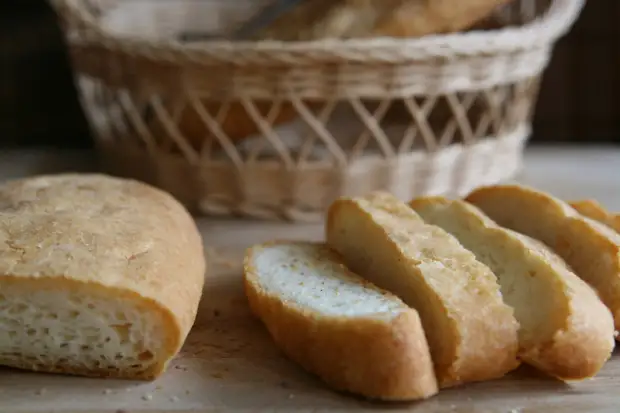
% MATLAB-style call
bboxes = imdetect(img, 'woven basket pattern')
[51,0,584,221]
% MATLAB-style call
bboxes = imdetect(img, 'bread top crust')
[0,174,205,341]
[327,192,519,386]
[570,200,620,234]
[410,197,615,363]
[411,196,580,276]
[466,184,620,324]
[467,185,620,245]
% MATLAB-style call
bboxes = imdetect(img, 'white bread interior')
[467,185,620,332]
[0,174,205,379]
[244,242,438,401]
[410,196,615,380]
[326,192,519,388]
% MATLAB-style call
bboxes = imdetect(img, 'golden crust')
[410,196,614,380]
[0,174,206,379]
[569,200,620,234]
[257,0,510,41]
[243,241,438,401]
[527,291,614,380]
[467,185,620,332]
[326,192,520,388]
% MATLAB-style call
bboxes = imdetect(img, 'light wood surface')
[0,146,619,413]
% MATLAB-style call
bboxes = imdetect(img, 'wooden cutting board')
[1,147,620,412]
[1,219,619,413]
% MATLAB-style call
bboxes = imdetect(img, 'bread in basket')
[51,0,584,220]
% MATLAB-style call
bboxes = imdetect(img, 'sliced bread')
[569,200,620,234]
[467,185,620,332]
[410,196,614,380]
[326,192,520,388]
[243,241,438,401]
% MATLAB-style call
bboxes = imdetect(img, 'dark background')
[1,0,619,149]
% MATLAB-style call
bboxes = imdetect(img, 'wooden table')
[0,146,619,413]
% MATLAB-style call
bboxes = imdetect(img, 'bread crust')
[569,200,620,234]
[244,241,438,401]
[410,196,615,380]
[467,185,620,333]
[0,174,206,379]
[257,0,510,41]
[326,192,520,388]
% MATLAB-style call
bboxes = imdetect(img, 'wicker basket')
[51,0,584,221]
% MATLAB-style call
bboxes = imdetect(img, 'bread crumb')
[288,394,295,399]
[36,388,47,396]
[142,393,153,401]
[103,389,113,395]
[170,396,180,402]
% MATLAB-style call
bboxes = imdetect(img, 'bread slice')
[326,192,519,388]
[467,185,620,332]
[569,200,620,234]
[0,174,205,379]
[410,196,614,380]
[243,241,438,401]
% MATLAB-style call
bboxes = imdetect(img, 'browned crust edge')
[243,241,438,401]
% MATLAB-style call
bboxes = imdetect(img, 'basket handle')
[50,0,108,36]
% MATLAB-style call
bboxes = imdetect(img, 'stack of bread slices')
[244,185,620,401]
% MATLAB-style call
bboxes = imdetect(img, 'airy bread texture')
[326,192,519,388]
[569,200,620,234]
[0,174,205,379]
[243,242,438,401]
[467,185,620,332]
[410,197,615,380]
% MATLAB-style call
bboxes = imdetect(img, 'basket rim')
[53,0,584,65]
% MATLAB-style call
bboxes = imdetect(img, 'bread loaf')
[569,200,620,234]
[244,241,438,400]
[410,196,615,380]
[0,174,205,379]
[467,185,620,333]
[257,0,511,41]
[326,192,520,388]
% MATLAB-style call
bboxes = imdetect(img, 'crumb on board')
[103,388,113,395]
[142,393,153,401]
[170,395,180,403]
[35,388,47,396]
[174,364,189,372]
